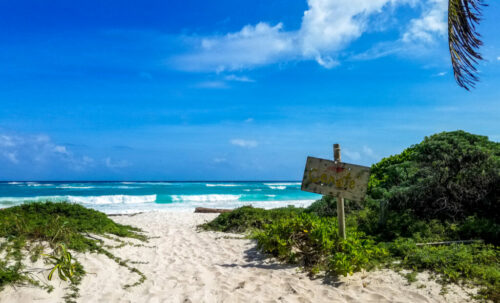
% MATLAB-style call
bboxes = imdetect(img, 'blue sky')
[0,0,499,181]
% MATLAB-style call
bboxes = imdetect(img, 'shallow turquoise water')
[0,181,321,213]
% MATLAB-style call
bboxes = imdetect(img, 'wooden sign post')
[333,144,346,239]
[301,144,371,239]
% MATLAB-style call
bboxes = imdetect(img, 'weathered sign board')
[301,156,371,201]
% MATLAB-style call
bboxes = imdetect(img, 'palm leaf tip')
[448,0,486,90]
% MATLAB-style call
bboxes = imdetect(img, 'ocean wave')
[0,195,156,205]
[115,186,140,189]
[7,182,23,185]
[26,183,54,187]
[170,194,241,202]
[205,184,240,187]
[67,195,156,204]
[58,186,96,189]
[264,182,300,186]
[268,185,287,190]
[56,185,139,190]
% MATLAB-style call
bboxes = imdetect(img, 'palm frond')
[448,0,486,90]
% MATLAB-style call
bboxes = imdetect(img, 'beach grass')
[0,202,148,302]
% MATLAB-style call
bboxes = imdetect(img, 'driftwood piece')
[108,212,144,217]
[194,207,232,214]
[416,240,482,246]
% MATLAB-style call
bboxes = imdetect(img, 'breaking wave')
[170,194,241,202]
[268,185,287,190]
[0,195,157,205]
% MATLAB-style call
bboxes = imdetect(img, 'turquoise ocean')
[0,181,321,214]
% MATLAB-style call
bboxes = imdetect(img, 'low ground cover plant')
[0,202,148,302]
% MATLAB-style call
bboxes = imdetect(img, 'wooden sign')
[301,156,370,201]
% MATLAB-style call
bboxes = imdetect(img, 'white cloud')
[53,145,69,155]
[172,0,446,72]
[195,81,229,89]
[343,146,377,162]
[225,74,255,82]
[175,23,295,72]
[353,0,447,61]
[497,56,500,61]
[402,0,447,43]
[213,157,227,163]
[362,146,375,157]
[230,139,258,148]
[0,135,17,147]
[343,149,361,161]
[0,132,94,171]
[105,157,131,169]
[437,71,446,76]
[3,151,19,164]
[299,0,402,67]
[244,118,254,123]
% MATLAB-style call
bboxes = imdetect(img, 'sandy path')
[0,212,476,303]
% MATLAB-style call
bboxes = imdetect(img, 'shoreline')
[0,211,478,303]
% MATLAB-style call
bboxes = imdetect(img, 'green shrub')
[388,239,499,301]
[0,202,146,251]
[328,231,388,276]
[458,216,500,245]
[253,213,387,275]
[305,195,363,218]
[369,131,499,223]
[199,205,302,233]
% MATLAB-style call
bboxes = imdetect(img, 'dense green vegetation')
[202,131,499,301]
[0,202,148,302]
[200,205,304,233]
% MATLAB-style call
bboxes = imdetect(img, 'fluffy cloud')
[175,23,295,72]
[230,139,258,148]
[172,0,447,72]
[105,157,131,169]
[402,0,447,43]
[343,145,377,162]
[0,133,94,171]
[224,74,255,82]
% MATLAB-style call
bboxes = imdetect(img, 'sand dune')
[0,212,477,303]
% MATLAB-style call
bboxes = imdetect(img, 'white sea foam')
[268,186,286,190]
[0,195,156,205]
[264,183,300,186]
[205,184,240,187]
[7,182,23,185]
[58,186,96,189]
[170,194,241,202]
[115,186,140,189]
[67,195,157,204]
[26,183,54,187]
[266,195,277,198]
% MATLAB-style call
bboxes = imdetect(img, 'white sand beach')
[0,212,477,303]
